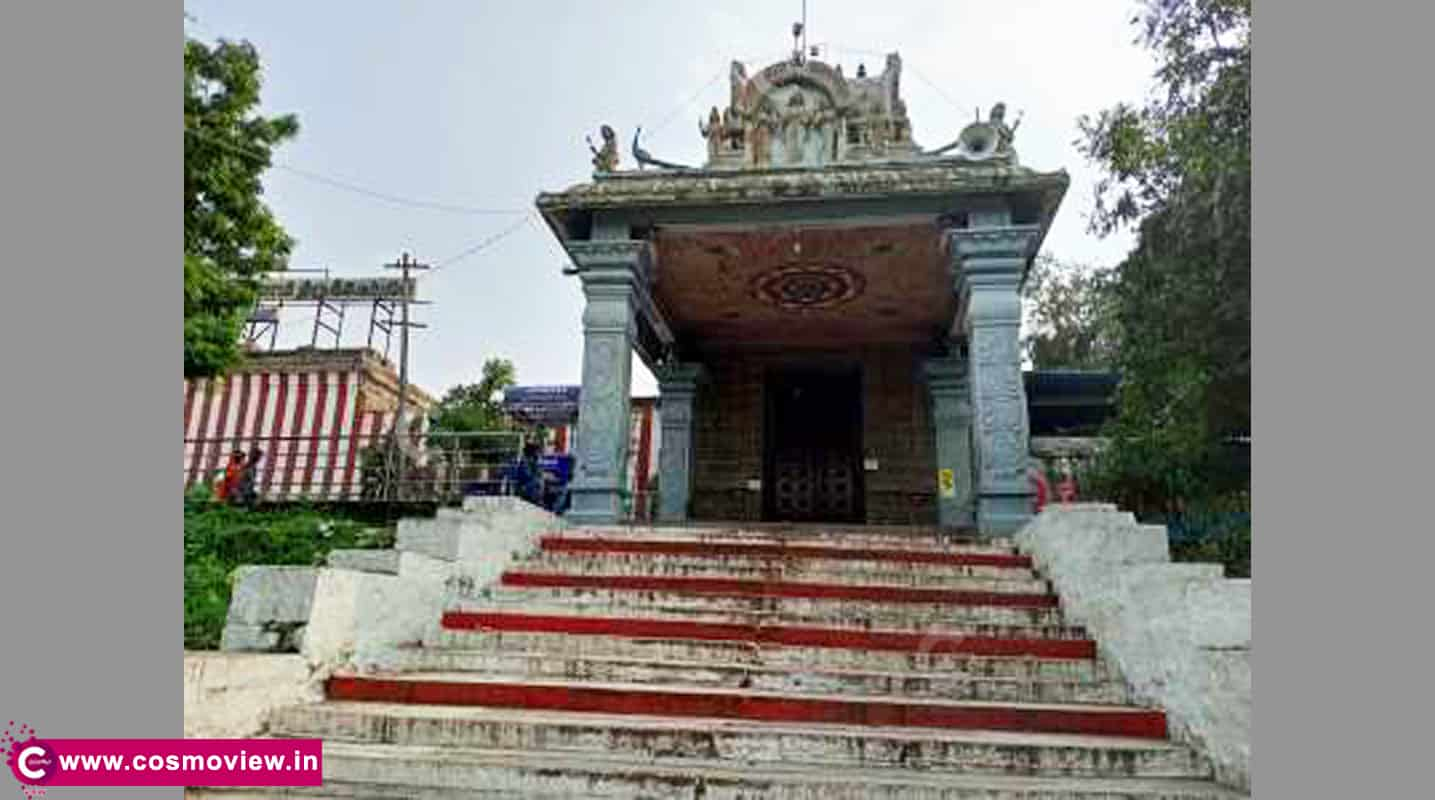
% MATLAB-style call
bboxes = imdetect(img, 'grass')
[183,488,394,650]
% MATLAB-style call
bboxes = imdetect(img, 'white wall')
[1016,503,1252,792]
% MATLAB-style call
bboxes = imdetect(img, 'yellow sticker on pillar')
[938,468,956,498]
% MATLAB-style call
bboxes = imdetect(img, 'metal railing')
[183,430,526,505]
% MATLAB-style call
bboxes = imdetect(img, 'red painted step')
[539,536,1033,568]
[326,675,1166,739]
[501,571,1058,608]
[442,611,1097,659]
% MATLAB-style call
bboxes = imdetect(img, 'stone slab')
[188,740,1248,799]
[326,549,401,575]
[396,497,557,565]
[379,650,1130,705]
[301,567,443,673]
[269,702,1208,779]
[391,633,1113,681]
[182,651,322,738]
[225,566,319,626]
[221,566,319,653]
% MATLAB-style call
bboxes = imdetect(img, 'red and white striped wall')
[183,365,424,502]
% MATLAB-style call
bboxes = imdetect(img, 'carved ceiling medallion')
[750,264,865,311]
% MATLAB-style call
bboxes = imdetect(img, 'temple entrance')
[762,364,865,523]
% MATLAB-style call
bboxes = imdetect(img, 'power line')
[639,48,792,138]
[433,212,538,271]
[646,68,727,136]
[184,125,529,216]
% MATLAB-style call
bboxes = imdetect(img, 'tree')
[1021,255,1120,371]
[429,358,519,434]
[1076,0,1251,513]
[425,359,521,493]
[184,37,299,377]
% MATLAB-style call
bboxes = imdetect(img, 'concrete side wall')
[220,566,319,653]
[690,346,937,524]
[183,652,322,738]
[1016,504,1252,792]
[301,497,559,672]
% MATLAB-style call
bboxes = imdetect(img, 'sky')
[184,0,1157,398]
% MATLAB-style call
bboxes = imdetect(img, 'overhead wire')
[432,212,540,272]
[184,125,529,216]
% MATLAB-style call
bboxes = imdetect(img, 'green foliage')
[1079,0,1250,238]
[1076,0,1250,517]
[184,36,299,377]
[1171,523,1251,578]
[183,491,390,650]
[184,253,255,376]
[1021,255,1120,370]
[429,358,518,433]
[1066,0,1251,574]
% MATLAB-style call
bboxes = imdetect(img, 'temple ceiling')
[651,222,953,347]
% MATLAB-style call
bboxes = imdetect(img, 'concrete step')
[267,703,1205,779]
[438,612,1097,659]
[464,586,1071,628]
[190,741,1244,798]
[436,603,1088,643]
[538,534,1035,569]
[323,674,1161,738]
[498,571,1057,608]
[508,554,1050,593]
[411,631,1106,678]
[554,525,1016,552]
[559,519,1010,540]
[365,651,1132,704]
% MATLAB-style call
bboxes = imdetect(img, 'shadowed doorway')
[762,364,865,523]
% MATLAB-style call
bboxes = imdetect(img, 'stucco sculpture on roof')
[587,51,1026,175]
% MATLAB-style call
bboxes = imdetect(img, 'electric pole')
[383,252,430,500]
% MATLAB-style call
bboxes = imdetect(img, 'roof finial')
[791,0,809,64]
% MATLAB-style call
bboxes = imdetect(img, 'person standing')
[235,448,264,507]
[214,450,245,502]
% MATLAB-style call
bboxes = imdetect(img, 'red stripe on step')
[540,536,1033,568]
[325,676,1162,738]
[500,571,1057,608]
[442,611,1094,659]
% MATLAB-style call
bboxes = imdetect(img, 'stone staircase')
[219,525,1247,798]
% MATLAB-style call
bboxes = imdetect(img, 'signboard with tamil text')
[257,275,415,302]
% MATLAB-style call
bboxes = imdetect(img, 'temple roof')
[571,51,1040,176]
[540,50,1066,245]
[536,159,1069,250]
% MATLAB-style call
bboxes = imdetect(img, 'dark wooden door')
[764,366,863,523]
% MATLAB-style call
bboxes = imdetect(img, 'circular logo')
[10,739,58,785]
[750,264,865,311]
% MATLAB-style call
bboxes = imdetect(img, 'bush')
[1073,459,1251,578]
[1171,522,1251,579]
[183,489,392,649]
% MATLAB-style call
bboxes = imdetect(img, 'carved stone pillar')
[950,220,1042,536]
[923,353,975,529]
[565,240,646,525]
[656,363,705,523]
